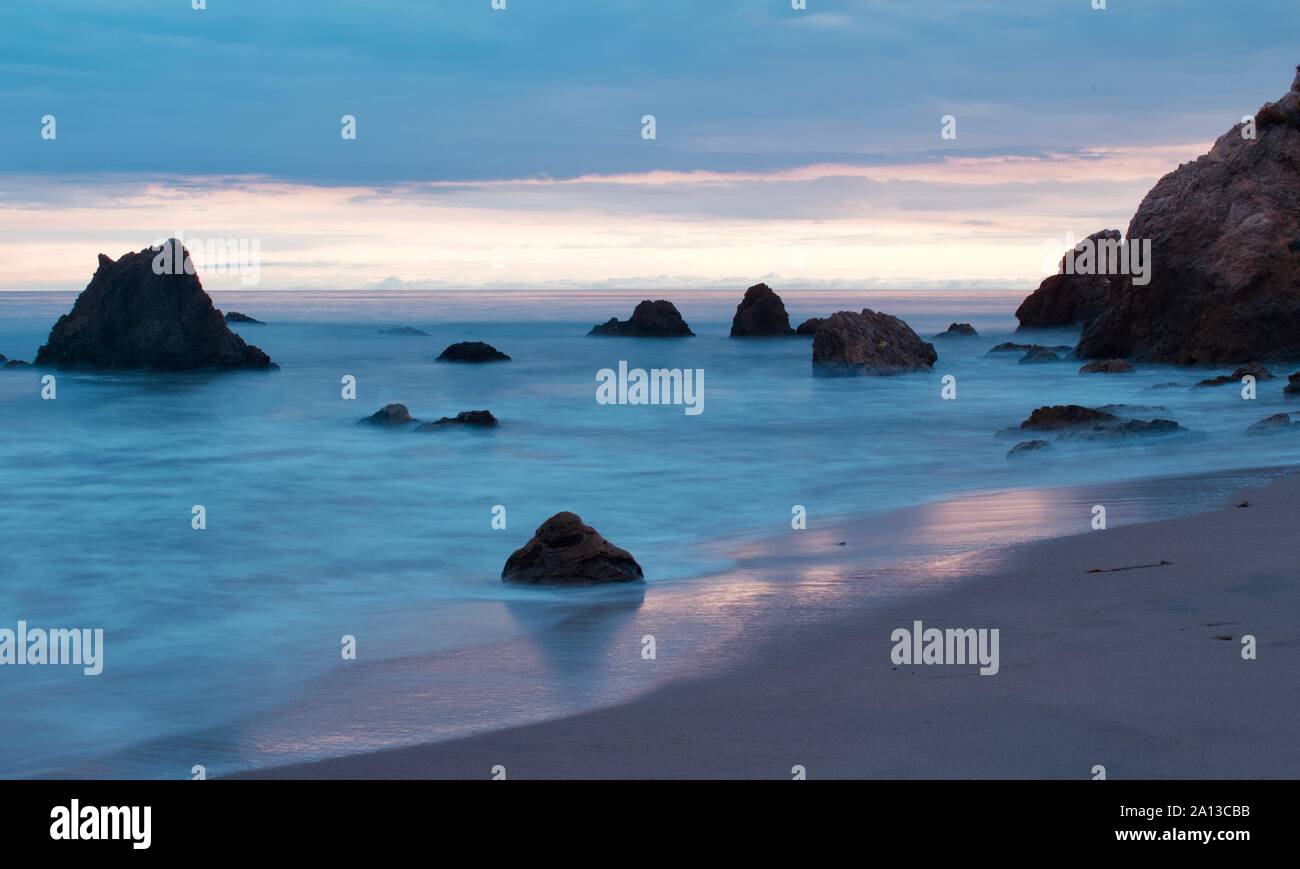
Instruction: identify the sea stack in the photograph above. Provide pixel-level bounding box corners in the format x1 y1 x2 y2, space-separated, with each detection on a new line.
811 310 937 375
35 241 274 371
1074 67 1300 363
589 300 694 337
502 512 644 585
730 283 794 336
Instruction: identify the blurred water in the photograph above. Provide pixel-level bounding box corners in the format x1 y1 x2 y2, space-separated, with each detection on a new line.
1 287 1297 777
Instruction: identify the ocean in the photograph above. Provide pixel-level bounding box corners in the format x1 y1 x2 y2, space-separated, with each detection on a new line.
1 287 1295 777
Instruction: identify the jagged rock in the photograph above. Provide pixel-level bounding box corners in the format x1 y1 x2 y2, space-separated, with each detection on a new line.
811 309 936 375
224 311 264 324
414 410 498 431
933 323 978 338
35 241 274 371
730 283 794 336
436 341 510 362
1247 412 1300 434
589 300 694 337
1076 68 1300 363
378 326 430 337
1019 405 1119 431
795 317 826 336
1018 347 1061 364
1007 440 1052 458
502 512 644 585
1016 230 1122 329
359 403 417 425
1195 363 1275 386
1080 359 1134 374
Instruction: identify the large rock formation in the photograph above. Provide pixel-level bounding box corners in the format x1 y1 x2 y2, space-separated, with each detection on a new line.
502 512 644 585
35 241 274 371
811 309 936 375
1075 68 1300 363
1016 230 1122 329
730 283 794 336
589 300 694 337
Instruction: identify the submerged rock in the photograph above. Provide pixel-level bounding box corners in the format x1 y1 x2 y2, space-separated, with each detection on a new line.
987 342 1072 356
1015 230 1122 329
1195 364 1275 386
378 326 430 337
35 241 274 371
1076 68 1300 363
730 283 794 336
795 317 826 336
436 341 510 362
1013 404 1187 442
502 512 644 585
589 300 694 337
1247 412 1300 434
1080 359 1134 374
224 311 264 324
811 309 936 375
1007 440 1052 458
1018 347 1061 364
933 323 978 338
359 403 417 425
415 410 498 430
3 359 31 369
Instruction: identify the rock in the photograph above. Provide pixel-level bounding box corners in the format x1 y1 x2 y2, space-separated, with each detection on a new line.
436 341 510 362
35 241 275 371
589 300 694 337
794 317 826 336
1007 440 1052 458
414 410 498 431
1015 230 1122 328
1147 381 1184 390
3 359 31 369
1097 403 1169 417
359 403 417 426
730 283 794 336
502 512 644 585
933 323 978 338
1018 347 1061 364
1080 359 1134 374
223 311 264 324
811 309 936 375
1247 412 1300 435
378 326 430 337
1076 68 1300 363
1019 405 1119 431
0 353 6 363
987 342 1072 355
1286 372 1300 397
1195 364 1275 386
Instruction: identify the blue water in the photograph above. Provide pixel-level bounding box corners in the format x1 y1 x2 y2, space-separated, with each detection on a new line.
1 288 1297 777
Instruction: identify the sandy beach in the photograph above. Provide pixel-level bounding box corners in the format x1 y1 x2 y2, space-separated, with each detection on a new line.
243 468 1300 780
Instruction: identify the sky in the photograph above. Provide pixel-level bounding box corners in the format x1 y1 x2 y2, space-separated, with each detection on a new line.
0 0 1295 292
